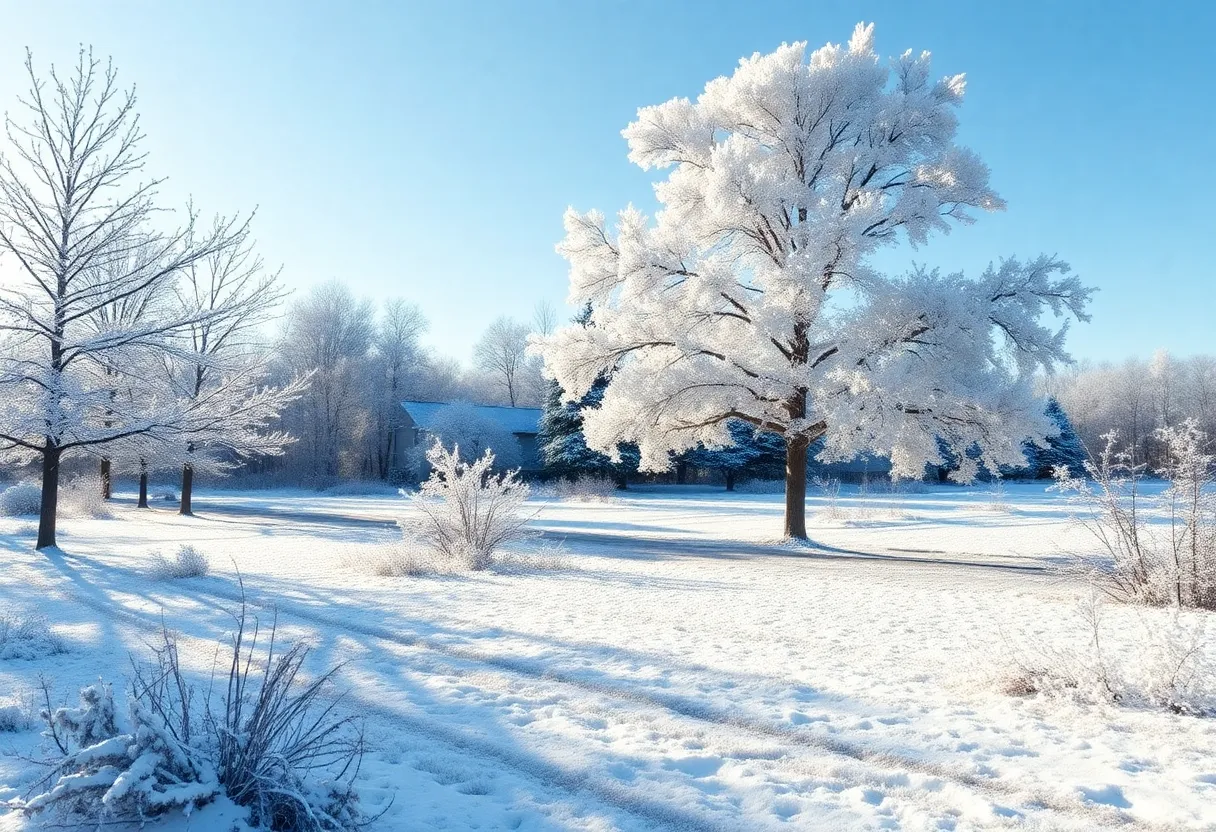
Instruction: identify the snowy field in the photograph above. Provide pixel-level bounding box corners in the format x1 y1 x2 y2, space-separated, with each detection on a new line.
1 483 1214 830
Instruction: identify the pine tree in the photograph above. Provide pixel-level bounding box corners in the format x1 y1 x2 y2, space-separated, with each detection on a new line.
537 304 639 486
538 377 639 486
688 420 786 490
1025 396 1087 478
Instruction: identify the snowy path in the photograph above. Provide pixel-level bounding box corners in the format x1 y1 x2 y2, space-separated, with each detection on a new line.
3 486 1214 830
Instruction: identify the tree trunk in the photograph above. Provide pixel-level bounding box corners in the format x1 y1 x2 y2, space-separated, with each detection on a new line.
100 458 111 500
784 435 809 540
725 471 736 491
36 445 61 550
180 463 193 515
138 462 149 508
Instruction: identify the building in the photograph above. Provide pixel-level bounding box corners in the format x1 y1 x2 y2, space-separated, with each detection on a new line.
392 401 544 473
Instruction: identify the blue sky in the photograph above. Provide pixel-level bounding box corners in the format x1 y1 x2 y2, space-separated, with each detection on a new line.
0 1 1211 364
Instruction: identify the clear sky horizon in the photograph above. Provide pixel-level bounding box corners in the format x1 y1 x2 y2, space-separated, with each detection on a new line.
0 1 1211 367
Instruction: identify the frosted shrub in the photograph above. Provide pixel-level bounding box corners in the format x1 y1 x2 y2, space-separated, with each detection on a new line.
405 440 534 570
0 481 41 516
1055 421 1216 609
1002 597 1216 716
0 703 32 732
0 611 65 660
981 479 1012 513
551 474 617 502
811 476 842 520
59 476 112 519
207 607 366 831
149 545 210 580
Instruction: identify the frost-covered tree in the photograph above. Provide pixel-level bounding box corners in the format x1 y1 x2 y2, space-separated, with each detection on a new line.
474 316 532 407
276 282 375 479
539 24 1092 538
538 304 639 486
0 49 248 548
166 220 300 513
538 376 639 487
369 299 427 479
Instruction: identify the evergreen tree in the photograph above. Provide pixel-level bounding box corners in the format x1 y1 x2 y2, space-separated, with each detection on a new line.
1024 396 1087 478
537 304 639 486
688 420 786 490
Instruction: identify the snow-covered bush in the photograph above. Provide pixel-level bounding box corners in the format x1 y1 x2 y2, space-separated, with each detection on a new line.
208 608 366 831
547 474 617 503
157 490 179 503
16 616 368 830
20 681 219 821
351 540 449 577
0 611 65 660
810 476 842 520
405 440 534 570
1055 420 1216 609
0 702 33 733
981 480 1012 513
0 481 42 517
1001 597 1216 716
59 476 113 519
149 545 210 580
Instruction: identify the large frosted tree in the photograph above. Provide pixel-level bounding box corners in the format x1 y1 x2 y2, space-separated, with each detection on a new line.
538 24 1092 538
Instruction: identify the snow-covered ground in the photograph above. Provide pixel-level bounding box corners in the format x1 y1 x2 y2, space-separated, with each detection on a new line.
1 483 1214 830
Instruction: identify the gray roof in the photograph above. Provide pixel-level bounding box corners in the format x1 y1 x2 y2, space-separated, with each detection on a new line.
400 401 543 435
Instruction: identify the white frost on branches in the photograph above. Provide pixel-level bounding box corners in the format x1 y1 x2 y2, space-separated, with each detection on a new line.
538 24 1092 490
405 440 533 570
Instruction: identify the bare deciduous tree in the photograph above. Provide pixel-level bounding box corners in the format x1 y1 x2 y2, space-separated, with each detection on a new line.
277 282 375 479
166 220 299 513
474 316 530 407
371 299 427 478
0 49 249 548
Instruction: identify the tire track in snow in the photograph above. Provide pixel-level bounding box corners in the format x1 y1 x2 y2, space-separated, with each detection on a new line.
33 539 1129 829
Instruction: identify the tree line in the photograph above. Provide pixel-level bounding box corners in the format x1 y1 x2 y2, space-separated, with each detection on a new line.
1044 351 1216 469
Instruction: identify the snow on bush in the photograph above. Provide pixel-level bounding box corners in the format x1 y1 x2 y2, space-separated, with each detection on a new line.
19 681 219 821
542 474 618 503
404 440 534 570
350 540 448 577
1055 420 1216 610
59 476 113 519
208 607 366 831
149 545 210 580
980 480 1012 513
0 481 42 517
1000 596 1216 717
15 615 368 830
0 702 33 733
0 611 65 660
